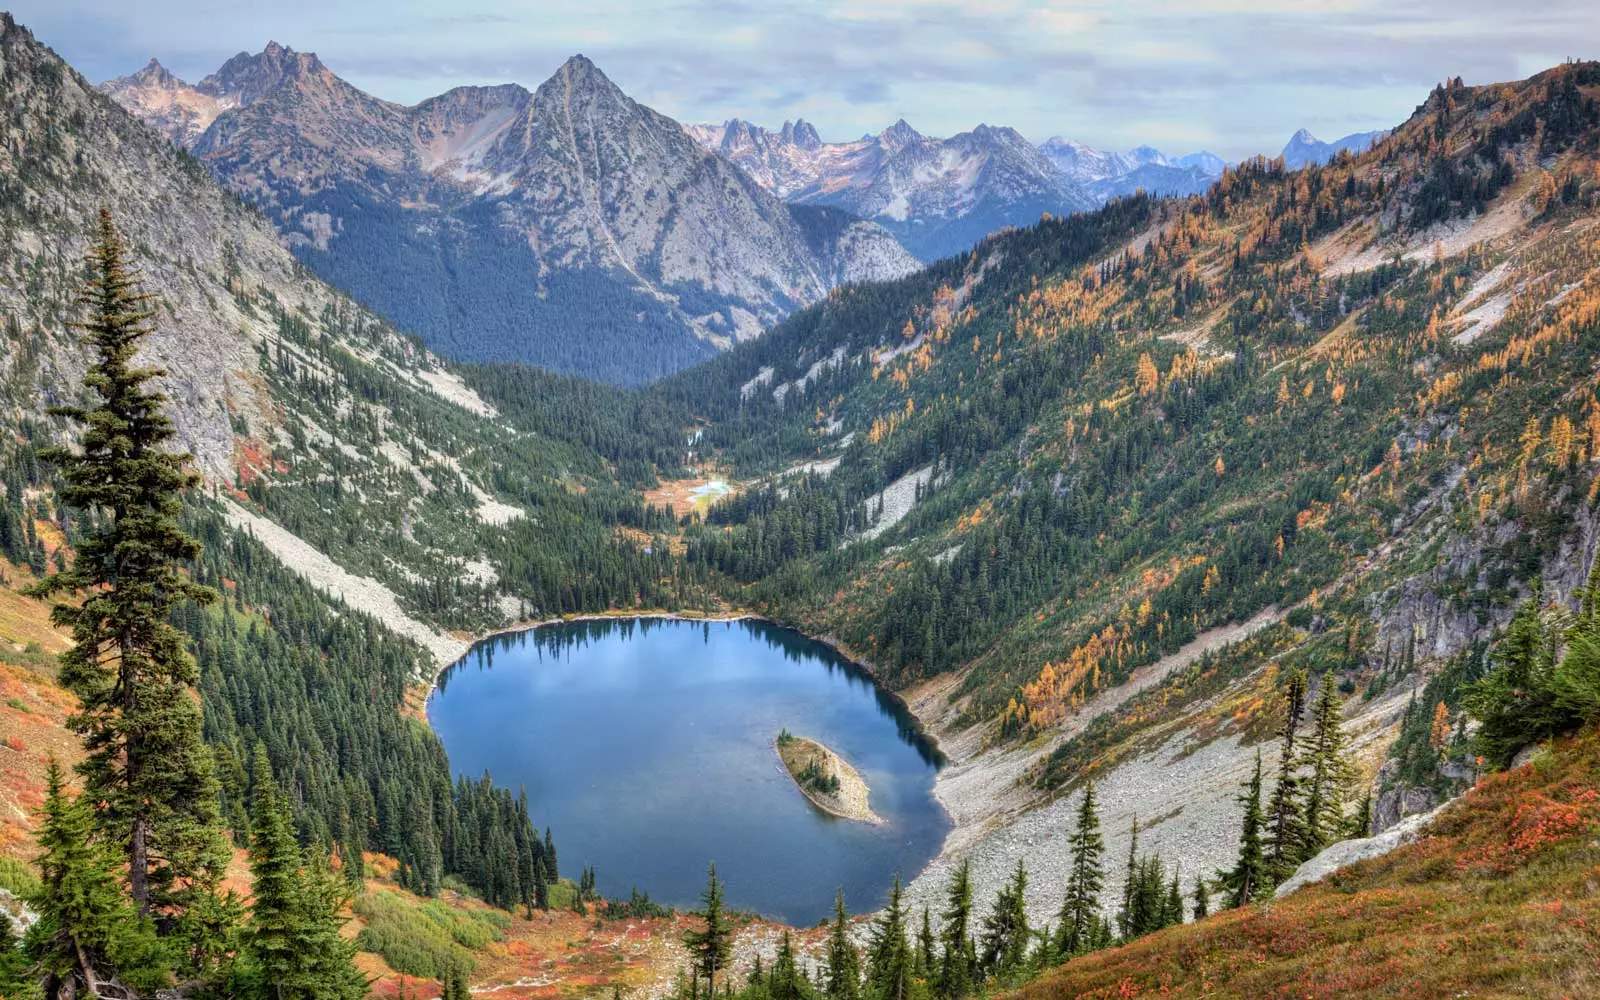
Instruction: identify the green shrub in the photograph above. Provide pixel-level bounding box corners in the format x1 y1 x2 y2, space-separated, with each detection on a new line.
351 890 507 980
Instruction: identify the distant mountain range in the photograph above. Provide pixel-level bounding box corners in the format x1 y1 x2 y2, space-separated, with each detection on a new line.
101 48 919 384
102 45 1390 381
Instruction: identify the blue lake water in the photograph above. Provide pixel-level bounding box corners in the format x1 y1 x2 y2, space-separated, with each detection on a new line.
427 617 950 925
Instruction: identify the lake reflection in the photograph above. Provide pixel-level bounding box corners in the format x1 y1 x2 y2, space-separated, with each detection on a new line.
427 617 949 924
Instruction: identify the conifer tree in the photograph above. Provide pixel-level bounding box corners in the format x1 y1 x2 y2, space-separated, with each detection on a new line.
1300 671 1357 855
978 861 1029 980
914 907 934 979
936 859 975 999
1219 750 1266 908
770 931 807 1000
27 760 168 998
865 875 911 1000
27 210 226 923
1116 816 1139 940
684 864 732 996
1191 879 1210 921
1264 669 1309 885
545 828 560 881
824 890 861 1000
443 967 471 1000
1052 779 1104 959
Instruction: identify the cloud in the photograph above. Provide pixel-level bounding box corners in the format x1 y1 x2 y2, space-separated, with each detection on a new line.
11 0 1598 159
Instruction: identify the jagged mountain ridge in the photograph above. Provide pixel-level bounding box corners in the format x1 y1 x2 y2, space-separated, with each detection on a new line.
101 46 919 384
687 117 1098 262
1280 126 1389 168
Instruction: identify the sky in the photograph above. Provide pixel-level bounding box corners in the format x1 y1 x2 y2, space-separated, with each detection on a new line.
11 0 1599 160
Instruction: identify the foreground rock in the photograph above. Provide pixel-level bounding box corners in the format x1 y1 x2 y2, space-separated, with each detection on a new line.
775 733 883 824
1275 802 1445 897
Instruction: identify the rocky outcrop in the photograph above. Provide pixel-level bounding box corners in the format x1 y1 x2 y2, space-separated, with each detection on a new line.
1275 802 1444 897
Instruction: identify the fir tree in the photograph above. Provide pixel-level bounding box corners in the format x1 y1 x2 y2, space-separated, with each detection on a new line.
1191 879 1210 921
544 827 560 881
936 859 975 999
824 890 861 1000
443 967 471 1000
770 931 807 1000
1116 816 1139 940
1219 750 1266 908
1052 779 1104 959
1300 671 1357 855
978 861 1029 981
914 907 934 979
27 210 226 924
684 863 732 996
1263 668 1309 886
865 875 911 1000
27 760 169 998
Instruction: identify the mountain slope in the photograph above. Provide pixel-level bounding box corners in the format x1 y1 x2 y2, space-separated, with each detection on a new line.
1008 724 1600 999
624 62 1600 922
689 118 1096 263
102 48 919 384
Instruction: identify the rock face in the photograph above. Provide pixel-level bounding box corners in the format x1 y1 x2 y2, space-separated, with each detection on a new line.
689 118 1095 263
1275 802 1444 897
102 48 920 384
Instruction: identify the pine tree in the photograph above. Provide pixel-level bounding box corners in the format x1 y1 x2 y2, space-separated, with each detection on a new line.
824 890 861 1000
1219 750 1266 908
27 210 230 956
1116 816 1139 940
1052 779 1104 960
1191 879 1210 921
27 760 169 998
936 859 974 999
544 827 560 881
684 864 732 996
866 875 911 1000
1301 671 1357 855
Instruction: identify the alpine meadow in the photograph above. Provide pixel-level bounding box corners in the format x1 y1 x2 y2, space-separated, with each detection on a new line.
1 4 1599 999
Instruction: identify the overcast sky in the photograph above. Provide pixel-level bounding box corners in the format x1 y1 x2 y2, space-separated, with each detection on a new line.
12 0 1598 160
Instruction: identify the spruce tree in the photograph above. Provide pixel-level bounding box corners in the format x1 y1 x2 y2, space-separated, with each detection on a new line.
26 210 226 926
824 890 861 1000
1191 879 1210 921
28 760 168 998
1116 816 1139 940
936 859 974 999
1052 779 1104 959
544 827 559 881
914 907 934 979
865 875 911 1000
1219 750 1266 908
684 863 732 996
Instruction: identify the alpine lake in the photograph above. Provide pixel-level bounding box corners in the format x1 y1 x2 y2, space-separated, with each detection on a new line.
427 617 951 925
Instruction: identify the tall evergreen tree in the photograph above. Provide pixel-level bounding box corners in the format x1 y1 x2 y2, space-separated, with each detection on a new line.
914 907 934 979
1301 671 1358 856
26 210 227 925
27 760 168 999
1263 668 1309 885
769 931 808 1000
1191 879 1210 921
978 861 1029 981
1219 750 1267 908
936 859 975 1000
1052 779 1104 959
1116 816 1139 940
684 864 732 996
824 890 861 1000
238 748 366 1000
865 875 911 1000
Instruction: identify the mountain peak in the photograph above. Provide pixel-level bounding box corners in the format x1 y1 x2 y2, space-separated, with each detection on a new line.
130 57 178 87
1290 127 1319 144
880 118 924 150
545 53 627 103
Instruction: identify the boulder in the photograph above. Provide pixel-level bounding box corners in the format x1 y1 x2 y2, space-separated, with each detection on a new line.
1275 803 1445 898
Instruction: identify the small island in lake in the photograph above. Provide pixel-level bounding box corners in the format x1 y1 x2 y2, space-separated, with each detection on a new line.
775 729 884 825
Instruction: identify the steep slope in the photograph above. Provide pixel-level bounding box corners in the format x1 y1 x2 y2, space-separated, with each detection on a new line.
690 118 1095 262
1007 724 1600 999
103 48 919 384
632 62 1600 920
